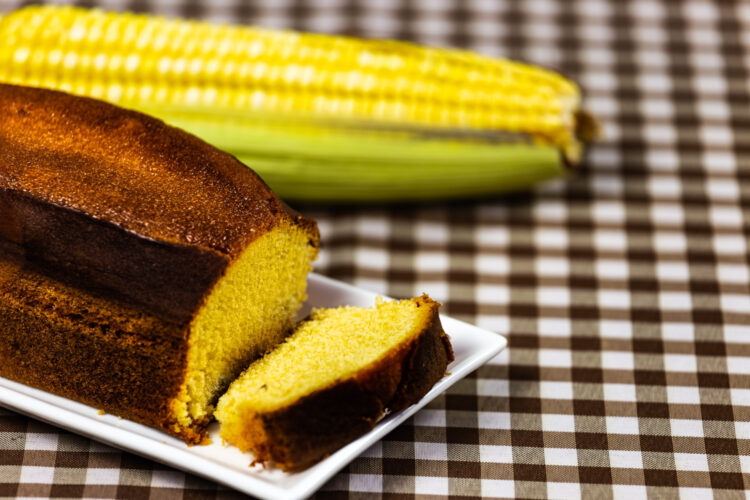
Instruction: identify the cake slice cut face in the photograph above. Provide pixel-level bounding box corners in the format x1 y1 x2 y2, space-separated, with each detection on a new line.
215 295 454 470
170 218 316 440
0 83 319 443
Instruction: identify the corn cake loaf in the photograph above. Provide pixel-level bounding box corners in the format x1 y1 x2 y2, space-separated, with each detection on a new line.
215 295 454 470
0 83 319 444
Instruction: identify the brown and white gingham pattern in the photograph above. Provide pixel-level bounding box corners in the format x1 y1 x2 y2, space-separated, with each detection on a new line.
1 0 749 498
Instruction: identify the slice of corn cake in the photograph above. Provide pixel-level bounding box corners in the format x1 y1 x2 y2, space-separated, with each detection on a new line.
215 295 454 470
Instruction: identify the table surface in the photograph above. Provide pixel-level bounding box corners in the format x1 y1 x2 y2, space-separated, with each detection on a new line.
1 0 749 498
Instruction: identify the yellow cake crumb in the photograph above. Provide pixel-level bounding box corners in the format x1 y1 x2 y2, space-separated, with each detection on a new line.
170 219 316 432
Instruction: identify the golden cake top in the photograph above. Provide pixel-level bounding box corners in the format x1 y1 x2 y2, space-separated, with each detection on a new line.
0 83 286 256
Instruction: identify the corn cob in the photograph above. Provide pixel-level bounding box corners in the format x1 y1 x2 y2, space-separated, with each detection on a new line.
0 5 596 202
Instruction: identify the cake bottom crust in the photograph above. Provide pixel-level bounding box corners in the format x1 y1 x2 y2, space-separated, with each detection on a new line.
0 300 192 440
0 252 195 441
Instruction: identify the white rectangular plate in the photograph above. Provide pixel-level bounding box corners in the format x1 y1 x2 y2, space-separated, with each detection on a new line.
0 273 506 500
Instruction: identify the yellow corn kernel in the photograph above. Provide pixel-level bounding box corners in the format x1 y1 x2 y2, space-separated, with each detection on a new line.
0 5 590 162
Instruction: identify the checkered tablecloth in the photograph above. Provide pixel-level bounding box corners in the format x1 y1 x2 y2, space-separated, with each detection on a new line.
1 0 749 498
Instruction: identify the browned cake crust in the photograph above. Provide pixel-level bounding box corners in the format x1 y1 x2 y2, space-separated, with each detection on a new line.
0 83 318 442
0 83 304 320
243 301 454 471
